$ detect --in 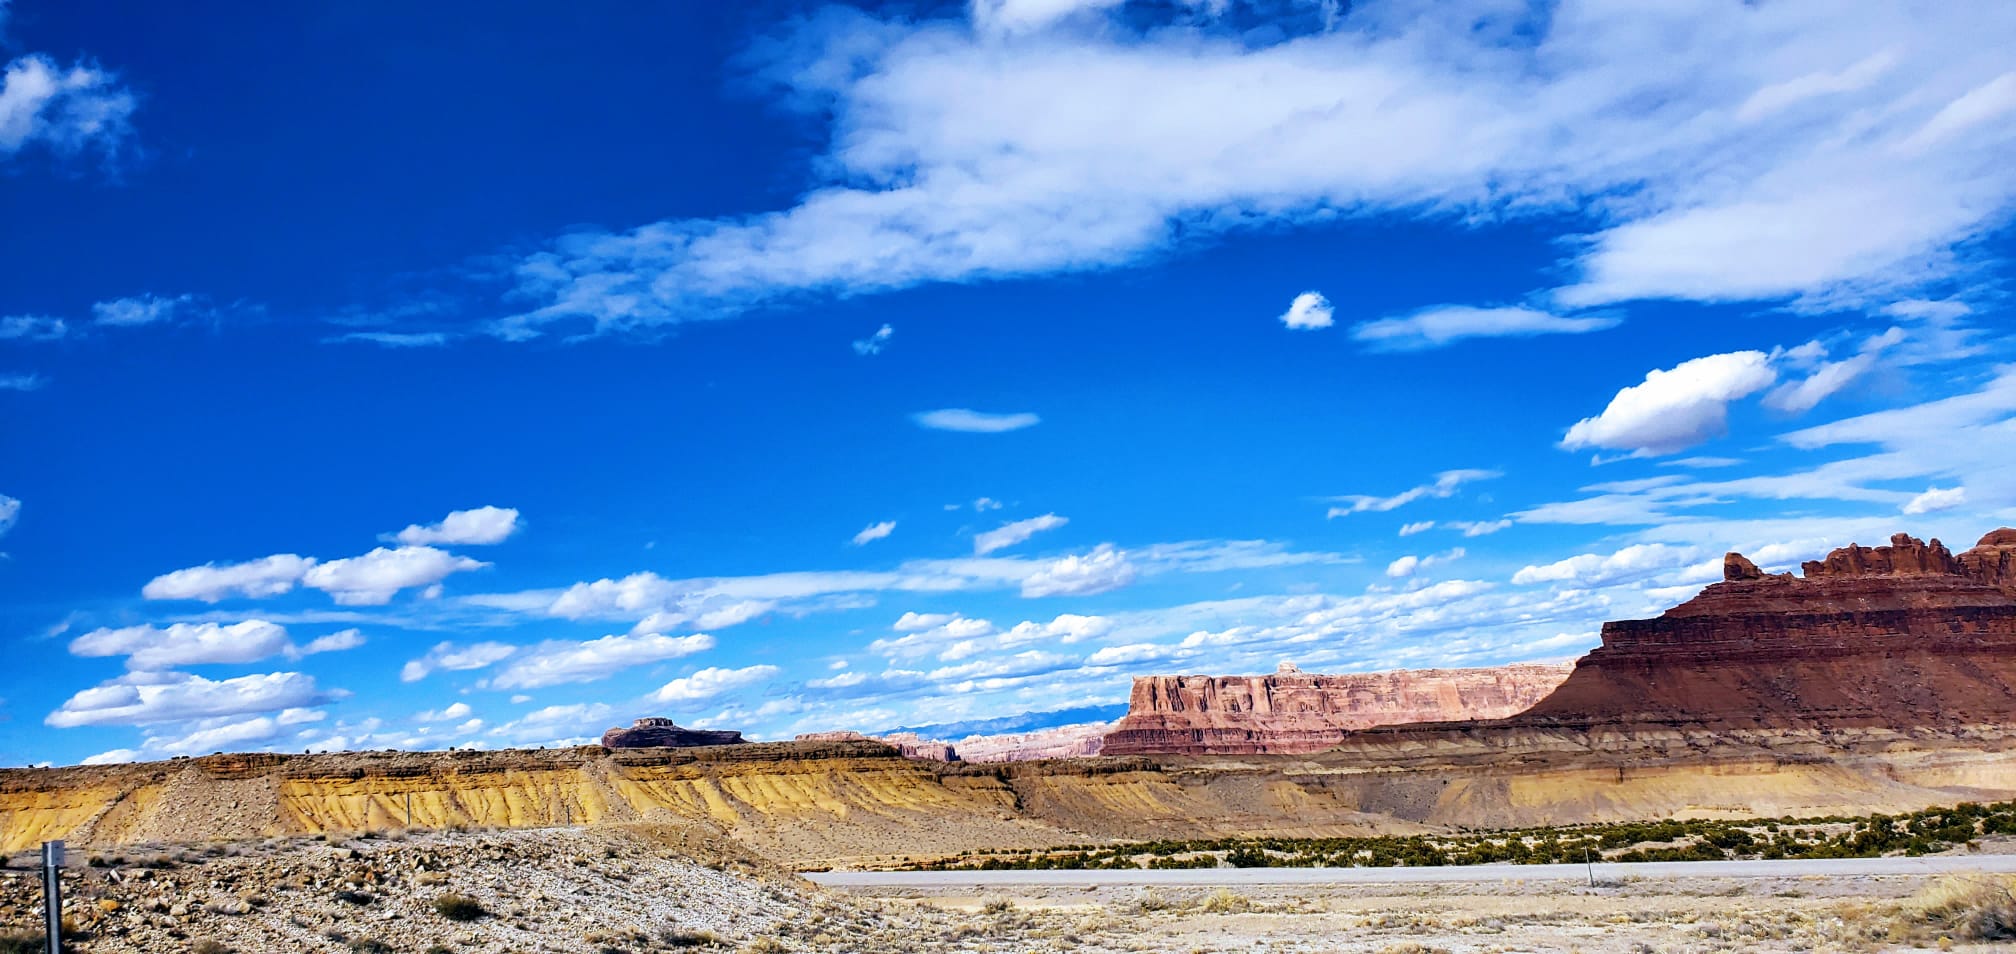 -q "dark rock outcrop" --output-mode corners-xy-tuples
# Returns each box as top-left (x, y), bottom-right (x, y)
(600, 717), (745, 749)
